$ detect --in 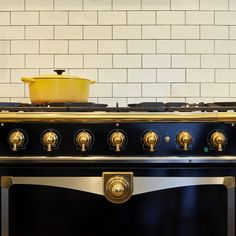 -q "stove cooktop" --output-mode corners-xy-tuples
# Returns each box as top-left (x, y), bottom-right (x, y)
(1, 102), (236, 112)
